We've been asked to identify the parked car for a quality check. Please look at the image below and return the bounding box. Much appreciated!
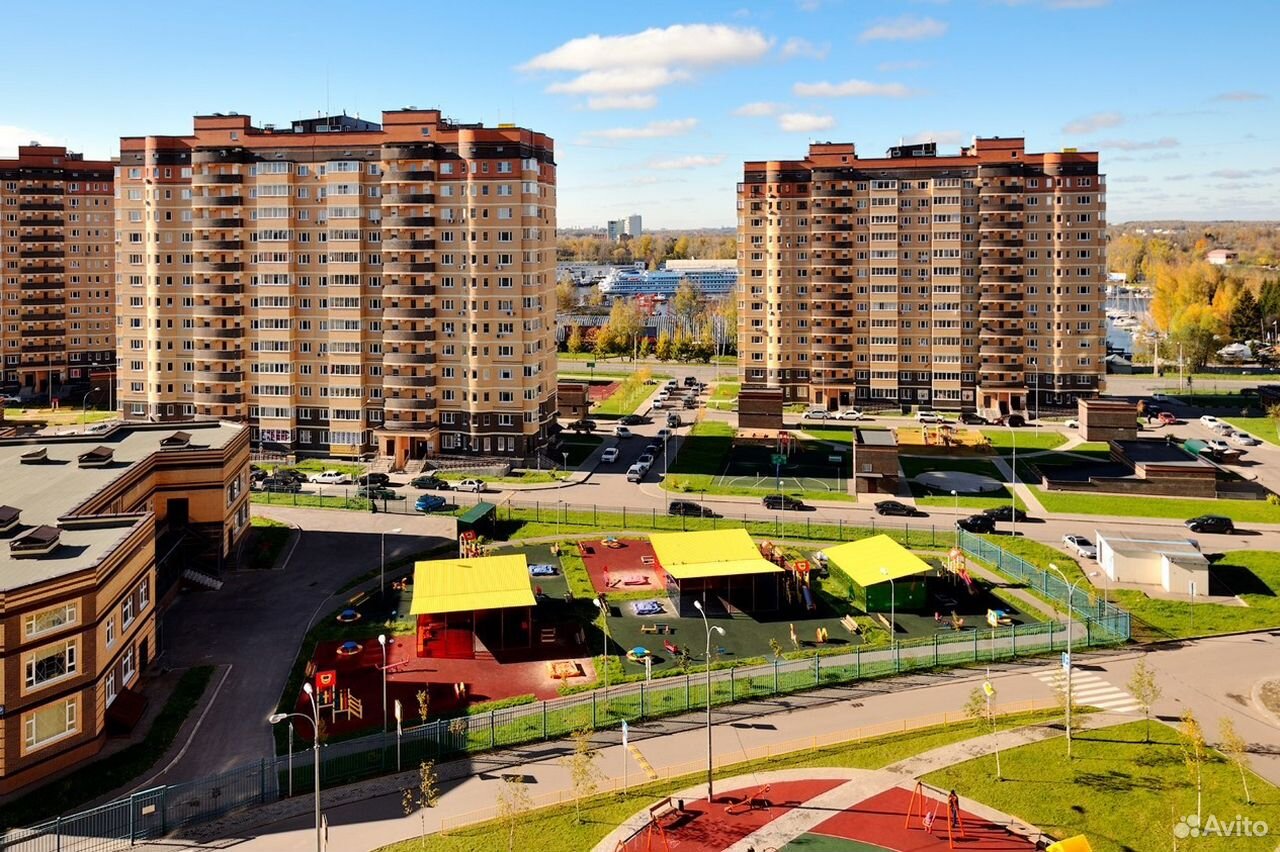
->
[1158,411,1179,426]
[454,478,487,493]
[803,407,830,420]
[1062,534,1097,559]
[1206,438,1231,453]
[600,447,620,463]
[568,419,597,433]
[656,428,673,440]
[956,514,997,534]
[615,426,634,439]
[273,468,307,484]
[620,414,645,426]
[410,474,451,490]
[959,411,988,426]
[87,421,115,434]
[998,413,1027,428]
[875,500,927,518]
[983,505,1029,523]
[915,409,943,423]
[415,494,447,513]
[1212,421,1234,435]
[668,500,716,517]
[683,376,698,387]
[1199,415,1222,428]
[357,473,391,487]
[1185,514,1234,534]
[651,399,666,410]
[261,476,301,493]
[763,494,806,511]
[1152,392,1172,402]
[665,413,682,428]
[357,486,402,500]
[836,409,865,421]
[656,391,670,402]
[1064,419,1080,430]
[249,465,268,482]
[644,443,660,456]
[636,453,655,468]
[684,397,698,409]
[627,464,648,482]
[1230,431,1261,447]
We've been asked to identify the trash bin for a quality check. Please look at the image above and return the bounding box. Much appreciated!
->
[901,404,911,416]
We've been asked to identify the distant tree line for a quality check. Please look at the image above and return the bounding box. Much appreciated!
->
[557,233,736,268]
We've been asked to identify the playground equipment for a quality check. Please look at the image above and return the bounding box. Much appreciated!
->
[945,547,977,595]
[725,783,772,815]
[986,608,1014,627]
[616,797,676,852]
[1047,836,1094,852]
[905,782,967,850]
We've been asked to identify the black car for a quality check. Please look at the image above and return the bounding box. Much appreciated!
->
[683,376,698,386]
[358,486,403,501]
[249,465,268,482]
[568,419,598,433]
[999,413,1026,428]
[763,494,806,511]
[983,505,1029,523]
[619,414,645,426]
[875,500,927,518]
[668,500,717,518]
[1185,514,1234,534]
[273,468,307,484]
[684,397,698,409]
[957,514,996,533]
[261,476,301,493]
[357,472,391,487]
[959,411,988,425]
[410,474,451,490]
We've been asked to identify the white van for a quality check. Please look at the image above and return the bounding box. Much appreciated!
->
[627,463,647,482]
[916,409,942,423]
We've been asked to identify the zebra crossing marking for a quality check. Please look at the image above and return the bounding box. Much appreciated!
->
[1033,669,1141,713]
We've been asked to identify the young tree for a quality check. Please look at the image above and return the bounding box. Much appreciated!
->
[672,279,703,333]
[567,325,584,355]
[416,689,430,725]
[593,326,614,359]
[496,775,533,852]
[556,277,576,312]
[1051,674,1083,745]
[654,329,674,362]
[1178,710,1208,823]
[563,728,602,824]
[963,686,988,722]
[1229,288,1262,341]
[1128,657,1162,743]
[1218,717,1253,804]
[400,760,440,851]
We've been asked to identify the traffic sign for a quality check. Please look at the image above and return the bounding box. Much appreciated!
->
[586,361,596,368]
[771,453,787,465]
[1061,652,1071,671]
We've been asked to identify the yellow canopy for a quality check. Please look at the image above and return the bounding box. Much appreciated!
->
[821,535,933,586]
[1047,837,1093,852]
[649,529,783,580]
[410,554,536,615]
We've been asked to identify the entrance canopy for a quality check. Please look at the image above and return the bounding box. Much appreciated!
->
[649,529,782,580]
[822,535,933,586]
[410,553,535,615]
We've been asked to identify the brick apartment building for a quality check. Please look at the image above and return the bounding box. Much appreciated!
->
[737,138,1106,418]
[114,110,557,466]
[1,145,114,397]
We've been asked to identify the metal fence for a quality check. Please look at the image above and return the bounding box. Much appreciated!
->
[1,534,1127,851]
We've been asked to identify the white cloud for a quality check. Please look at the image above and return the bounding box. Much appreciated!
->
[586,94,658,111]
[858,15,948,42]
[1062,111,1125,134]
[1098,136,1179,151]
[781,37,829,60]
[584,119,699,140]
[521,25,771,73]
[877,59,929,72]
[794,79,916,98]
[778,112,836,133]
[1208,167,1280,179]
[733,101,785,117]
[0,125,58,155]
[1213,90,1268,102]
[648,154,726,170]
[549,68,690,95]
[905,130,968,145]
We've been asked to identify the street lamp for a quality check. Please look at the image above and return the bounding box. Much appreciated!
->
[81,386,103,430]
[592,597,610,698]
[378,634,388,734]
[557,500,563,541]
[270,682,323,852]
[379,527,402,601]
[562,451,570,480]
[663,432,669,478]
[692,599,726,803]
[950,489,959,546]
[880,567,896,642]
[1048,563,1090,759]
[1009,429,1017,537]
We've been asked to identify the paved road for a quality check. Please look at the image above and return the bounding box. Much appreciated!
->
[158,632,1280,851]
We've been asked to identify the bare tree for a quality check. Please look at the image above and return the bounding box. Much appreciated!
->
[400,760,440,851]
[496,776,534,852]
[1178,710,1207,823]
[563,728,603,824]
[1218,717,1253,804]
[1128,657,1162,743]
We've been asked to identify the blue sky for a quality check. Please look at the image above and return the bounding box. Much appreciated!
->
[1,0,1276,228]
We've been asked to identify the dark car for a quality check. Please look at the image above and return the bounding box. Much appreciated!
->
[668,500,717,518]
[998,413,1026,428]
[684,397,698,409]
[957,514,997,533]
[273,467,307,484]
[763,494,806,511]
[875,500,927,518]
[249,465,268,482]
[357,472,391,487]
[666,413,682,428]
[684,376,698,386]
[358,486,403,501]
[410,474,452,490]
[1185,514,1234,534]
[619,414,645,426]
[959,411,987,425]
[568,419,598,433]
[261,476,301,493]
[644,443,661,456]
[415,494,447,513]
[983,505,1029,523]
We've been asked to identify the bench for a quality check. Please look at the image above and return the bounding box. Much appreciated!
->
[640,623,671,635]
[876,612,893,632]
[348,591,370,608]
[840,615,862,635]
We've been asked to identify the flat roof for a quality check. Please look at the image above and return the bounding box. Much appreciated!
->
[457,501,497,525]
[648,529,783,581]
[0,421,244,591]
[822,535,933,586]
[1116,440,1208,468]
[409,554,536,615]
[1098,531,1207,564]
[857,429,896,447]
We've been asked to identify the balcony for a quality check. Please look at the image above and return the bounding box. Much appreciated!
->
[19,185,65,195]
[384,350,438,365]
[379,417,437,432]
[383,215,435,228]
[382,239,436,251]
[979,273,1023,284]
[383,373,438,389]
[381,283,436,298]
[979,325,1024,337]
[384,193,436,205]
[383,306,437,320]
[980,343,1022,356]
[193,390,245,405]
[195,347,245,360]
[23,266,66,275]
[21,233,64,243]
[193,303,244,318]
[383,328,437,343]
[383,261,436,274]
[401,169,436,182]
[209,218,244,228]
[21,311,66,322]
[200,195,244,207]
[194,326,245,339]
[19,202,62,211]
[384,397,438,411]
[979,377,1026,389]
[18,249,62,259]
[193,239,244,251]
[193,369,245,383]
[192,173,244,185]
[979,289,1024,302]
[981,238,1023,248]
[194,280,244,296]
[20,294,66,306]
[194,261,244,273]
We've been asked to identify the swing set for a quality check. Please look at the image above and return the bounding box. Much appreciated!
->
[616,797,677,852]
[905,781,967,849]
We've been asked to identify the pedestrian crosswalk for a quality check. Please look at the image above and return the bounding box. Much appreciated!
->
[1033,669,1142,713]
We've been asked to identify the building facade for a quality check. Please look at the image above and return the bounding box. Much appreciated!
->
[1,145,115,396]
[0,420,248,794]
[737,138,1106,417]
[606,214,641,242]
[115,110,557,466]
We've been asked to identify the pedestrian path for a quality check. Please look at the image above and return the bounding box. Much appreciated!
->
[1032,668,1141,713]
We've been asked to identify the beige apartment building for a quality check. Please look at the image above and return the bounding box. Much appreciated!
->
[737,138,1106,418]
[115,110,557,466]
[1,145,115,397]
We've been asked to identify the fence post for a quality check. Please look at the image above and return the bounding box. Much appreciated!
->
[260,758,267,804]
[773,659,780,695]
[730,667,735,702]
[814,654,821,685]
[640,683,646,720]
[855,646,860,679]
[893,640,899,673]
[489,710,496,749]
[592,691,597,728]
[542,701,548,740]
[973,630,978,661]
[1011,625,1016,658]
[933,633,938,667]
[129,792,137,842]
[685,674,691,710]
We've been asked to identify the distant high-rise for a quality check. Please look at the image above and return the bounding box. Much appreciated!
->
[737,137,1106,418]
[115,109,557,465]
[0,145,114,396]
[606,214,642,242]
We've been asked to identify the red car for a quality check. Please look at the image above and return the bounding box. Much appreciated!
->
[1158,411,1178,425]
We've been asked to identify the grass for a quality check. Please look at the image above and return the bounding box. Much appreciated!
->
[252,492,372,511]
[594,374,654,417]
[245,516,292,570]
[440,470,564,485]
[561,370,674,381]
[710,381,741,401]
[1224,416,1280,445]
[1033,487,1280,524]
[924,720,1280,852]
[982,430,1069,453]
[557,434,605,466]
[666,420,735,475]
[0,406,117,428]
[375,711,1063,852]
[0,666,215,827]
[262,459,366,478]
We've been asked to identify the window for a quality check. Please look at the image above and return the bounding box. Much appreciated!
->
[24,603,77,639]
[106,616,116,648]
[122,645,136,684]
[121,596,134,628]
[138,579,150,611]
[24,698,78,752]
[25,639,78,689]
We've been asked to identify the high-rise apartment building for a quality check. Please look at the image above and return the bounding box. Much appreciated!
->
[606,214,642,242]
[1,145,114,396]
[115,110,557,465]
[737,138,1106,418]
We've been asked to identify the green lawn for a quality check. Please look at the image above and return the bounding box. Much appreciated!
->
[263,459,366,478]
[1224,416,1280,446]
[924,721,1280,852]
[245,517,292,570]
[251,491,372,511]
[801,427,855,444]
[711,381,741,401]
[666,420,735,475]
[593,377,654,417]
[376,712,1062,852]
[982,430,1069,453]
[662,474,858,504]
[557,434,605,465]
[440,470,564,485]
[561,370,673,381]
[1113,550,1280,640]
[1033,487,1280,524]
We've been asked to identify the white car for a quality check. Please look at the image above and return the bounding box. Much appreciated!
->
[656,391,670,401]
[637,453,655,468]
[916,410,943,423]
[309,470,353,485]
[600,447,620,463]
[1062,534,1097,559]
[1206,438,1231,453]
[836,409,865,421]
[656,428,673,440]
[1231,432,1261,447]
[802,408,829,420]
[1064,419,1080,429]
[615,426,633,439]
[651,399,666,410]
[1199,415,1222,428]
[455,478,487,492]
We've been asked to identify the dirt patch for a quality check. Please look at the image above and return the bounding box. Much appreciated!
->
[1261,679,1280,718]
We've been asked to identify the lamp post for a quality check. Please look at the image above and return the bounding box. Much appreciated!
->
[562,451,570,481]
[378,634,388,734]
[379,527,402,602]
[1048,564,1089,758]
[880,567,895,642]
[692,599,725,803]
[81,386,103,430]
[270,683,323,852]
[557,500,563,541]
[950,489,959,546]
[1009,429,1017,537]
[663,432,669,478]
[592,597,610,699]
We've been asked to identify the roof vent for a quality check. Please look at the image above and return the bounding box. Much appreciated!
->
[0,505,19,534]
[160,431,192,449]
[78,446,114,468]
[10,525,60,559]
[19,447,48,464]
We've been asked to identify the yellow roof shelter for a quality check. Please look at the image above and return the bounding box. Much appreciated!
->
[821,535,933,586]
[409,553,536,615]
[1047,837,1093,852]
[649,529,783,580]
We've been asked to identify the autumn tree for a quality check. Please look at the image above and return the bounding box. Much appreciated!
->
[593,326,614,358]
[496,776,533,852]
[400,760,440,851]
[556,277,576,312]
[671,235,691,260]
[1178,710,1208,823]
[607,299,645,360]
[655,329,673,362]
[567,325,584,355]
[1218,717,1253,805]
[1128,657,1161,743]
[672,279,703,334]
[563,728,602,824]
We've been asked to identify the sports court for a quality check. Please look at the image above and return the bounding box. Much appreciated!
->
[710,433,851,495]
[578,537,667,595]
